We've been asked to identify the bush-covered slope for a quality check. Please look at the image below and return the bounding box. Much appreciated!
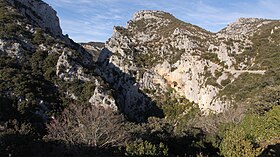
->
[0,1,117,156]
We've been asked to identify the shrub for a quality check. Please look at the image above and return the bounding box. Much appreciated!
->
[125,140,168,156]
[32,28,45,44]
[250,85,280,114]
[45,104,127,149]
[220,125,261,157]
[221,78,231,86]
[201,52,220,64]
[219,106,280,156]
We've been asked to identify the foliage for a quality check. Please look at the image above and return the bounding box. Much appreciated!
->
[134,51,163,69]
[220,78,231,86]
[220,125,261,157]
[0,0,29,38]
[125,140,168,156]
[205,76,220,87]
[0,119,120,157]
[30,50,60,80]
[219,106,280,157]
[32,28,45,44]
[249,85,280,114]
[201,52,220,64]
[0,56,61,133]
[158,91,200,133]
[169,48,185,64]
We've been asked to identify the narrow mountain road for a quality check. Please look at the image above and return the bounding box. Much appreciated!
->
[225,69,266,75]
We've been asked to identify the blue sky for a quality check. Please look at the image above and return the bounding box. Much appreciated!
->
[44,0,280,42]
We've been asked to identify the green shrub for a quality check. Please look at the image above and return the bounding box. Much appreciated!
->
[250,85,280,114]
[220,125,261,157]
[221,78,231,86]
[201,52,220,64]
[205,77,220,87]
[42,53,60,80]
[32,28,45,44]
[125,140,168,156]
[220,106,280,156]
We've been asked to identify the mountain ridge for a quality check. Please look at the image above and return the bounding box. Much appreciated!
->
[0,1,280,156]
[98,10,278,114]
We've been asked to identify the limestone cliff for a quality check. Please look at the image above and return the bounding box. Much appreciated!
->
[7,0,62,37]
[94,10,277,115]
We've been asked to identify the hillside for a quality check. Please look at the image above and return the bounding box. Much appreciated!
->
[0,1,279,156]
[0,0,120,155]
[99,11,278,114]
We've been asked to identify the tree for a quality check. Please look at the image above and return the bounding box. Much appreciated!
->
[125,140,168,156]
[220,125,261,157]
[219,106,280,157]
[45,104,127,149]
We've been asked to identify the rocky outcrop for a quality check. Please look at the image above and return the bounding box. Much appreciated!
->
[7,0,62,37]
[88,84,117,110]
[56,50,90,81]
[81,42,105,62]
[97,10,273,114]
[217,18,270,39]
[0,39,24,58]
[95,48,163,121]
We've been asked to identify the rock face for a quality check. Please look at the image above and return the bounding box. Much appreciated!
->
[7,0,62,37]
[95,10,275,114]
[81,42,105,61]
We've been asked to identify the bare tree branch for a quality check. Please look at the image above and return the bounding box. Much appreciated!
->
[45,103,127,149]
